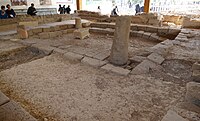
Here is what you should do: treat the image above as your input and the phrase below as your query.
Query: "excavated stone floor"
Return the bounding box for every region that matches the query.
[0,27,199,121]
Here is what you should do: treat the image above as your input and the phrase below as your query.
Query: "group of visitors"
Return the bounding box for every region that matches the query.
[58,5,71,14]
[0,4,16,19]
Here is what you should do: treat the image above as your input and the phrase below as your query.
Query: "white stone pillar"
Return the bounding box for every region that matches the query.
[110,16,131,66]
[75,17,82,29]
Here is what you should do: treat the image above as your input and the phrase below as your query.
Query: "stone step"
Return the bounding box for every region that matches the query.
[0,100,37,121]
[161,110,188,121]
[0,91,9,106]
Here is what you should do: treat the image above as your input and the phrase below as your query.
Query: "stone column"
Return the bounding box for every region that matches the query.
[110,16,131,66]
[17,25,28,39]
[75,17,82,29]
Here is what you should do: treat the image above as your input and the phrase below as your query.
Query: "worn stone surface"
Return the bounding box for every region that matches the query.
[81,57,107,68]
[185,82,200,107]
[74,28,90,40]
[93,50,110,60]
[101,64,130,76]
[137,31,144,37]
[129,55,147,63]
[131,60,157,75]
[38,32,49,39]
[192,62,200,71]
[143,32,152,39]
[0,91,9,106]
[161,110,188,121]
[32,28,43,34]
[110,16,131,66]
[75,17,82,29]
[64,52,84,62]
[147,53,165,64]
[0,101,37,121]
[19,21,38,27]
[17,25,28,39]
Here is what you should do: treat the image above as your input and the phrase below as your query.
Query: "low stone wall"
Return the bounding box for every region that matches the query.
[0,14,72,32]
[163,15,184,25]
[182,17,200,29]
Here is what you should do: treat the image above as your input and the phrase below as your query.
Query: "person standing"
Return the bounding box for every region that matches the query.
[65,5,71,14]
[111,6,118,16]
[27,3,37,16]
[0,5,8,19]
[6,4,16,18]
[58,4,64,14]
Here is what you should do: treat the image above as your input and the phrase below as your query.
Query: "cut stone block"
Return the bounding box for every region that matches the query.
[27,29,33,36]
[149,33,159,41]
[81,57,107,68]
[192,62,200,71]
[75,17,82,29]
[158,27,169,36]
[64,52,84,62]
[42,27,52,32]
[74,28,90,40]
[161,110,188,121]
[137,31,144,37]
[17,25,28,39]
[101,64,130,76]
[59,25,68,30]
[82,22,91,28]
[186,82,200,107]
[0,101,37,121]
[49,32,58,38]
[38,32,49,39]
[19,21,38,27]
[130,25,138,31]
[67,24,75,29]
[146,26,158,33]
[32,44,54,55]
[142,32,152,39]
[93,50,110,60]
[130,31,138,37]
[131,60,157,75]
[32,28,43,34]
[147,53,165,64]
[137,25,147,31]
[129,55,147,63]
[0,91,9,106]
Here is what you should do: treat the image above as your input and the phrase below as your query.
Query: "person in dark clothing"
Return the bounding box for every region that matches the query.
[135,4,140,14]
[27,3,37,16]
[6,4,16,18]
[65,5,71,14]
[63,5,66,14]
[58,4,64,14]
[0,5,8,19]
[111,6,118,16]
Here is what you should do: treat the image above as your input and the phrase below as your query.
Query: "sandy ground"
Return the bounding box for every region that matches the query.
[0,54,185,121]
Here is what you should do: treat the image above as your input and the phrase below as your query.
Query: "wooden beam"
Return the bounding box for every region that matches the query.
[76,0,82,10]
[144,0,150,13]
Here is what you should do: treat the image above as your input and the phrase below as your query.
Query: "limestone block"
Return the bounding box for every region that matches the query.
[137,25,147,31]
[82,22,91,28]
[131,60,157,75]
[146,26,158,33]
[38,32,50,39]
[158,37,167,42]
[158,27,169,36]
[0,91,9,106]
[192,62,200,71]
[130,25,138,31]
[161,110,188,121]
[42,27,52,32]
[19,21,38,27]
[32,28,43,34]
[192,70,200,82]
[74,28,90,40]
[101,64,130,76]
[110,16,131,66]
[67,24,75,29]
[17,25,28,39]
[143,32,152,39]
[27,29,33,36]
[130,31,138,37]
[93,50,110,60]
[149,33,159,41]
[185,82,200,107]
[129,55,147,63]
[49,32,58,38]
[59,25,68,30]
[147,53,165,64]
[137,31,144,37]
[66,29,76,33]
[75,17,82,29]
[0,100,37,121]
[55,31,63,37]
[64,52,84,62]
[81,57,107,68]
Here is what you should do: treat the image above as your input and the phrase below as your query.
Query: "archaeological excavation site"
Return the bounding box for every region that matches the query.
[0,0,200,121]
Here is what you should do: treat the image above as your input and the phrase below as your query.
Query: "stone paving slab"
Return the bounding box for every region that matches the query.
[0,91,9,106]
[64,52,84,62]
[81,57,107,68]
[147,53,165,64]
[161,110,188,121]
[0,100,37,121]
[131,60,157,75]
[93,50,110,61]
[101,64,130,76]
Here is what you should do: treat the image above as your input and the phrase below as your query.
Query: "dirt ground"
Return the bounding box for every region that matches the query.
[0,33,197,121]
